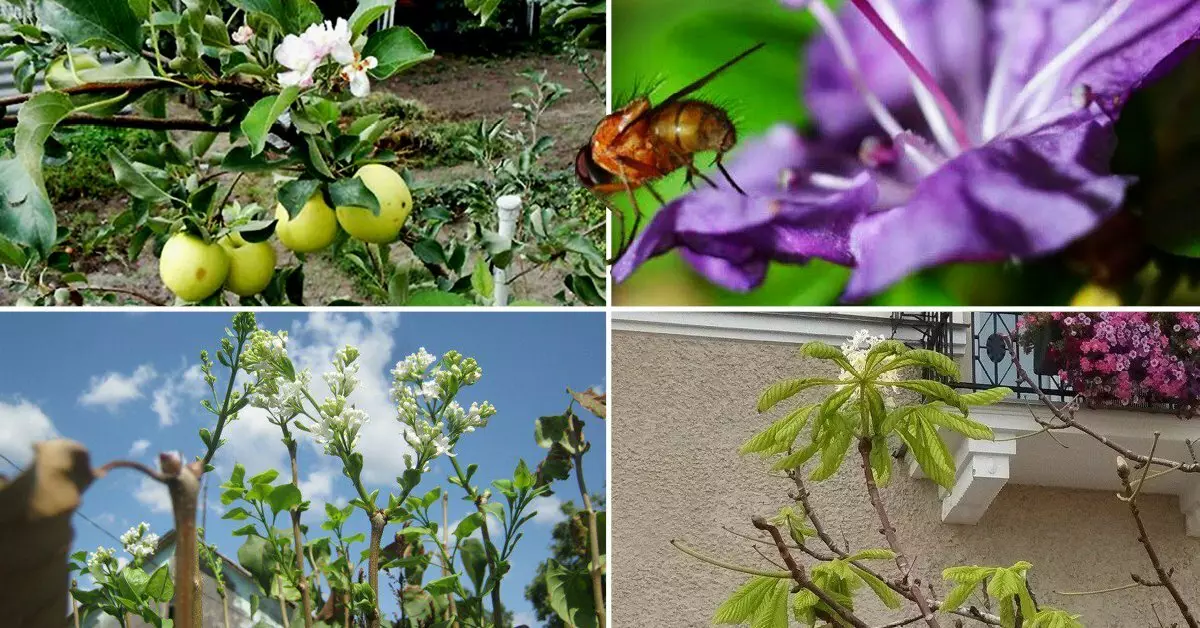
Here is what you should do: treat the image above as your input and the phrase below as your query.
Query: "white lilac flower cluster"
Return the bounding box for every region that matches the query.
[840,329,901,406]
[389,348,494,470]
[311,346,368,456]
[273,18,378,97]
[119,522,159,563]
[244,329,312,422]
[85,545,117,572]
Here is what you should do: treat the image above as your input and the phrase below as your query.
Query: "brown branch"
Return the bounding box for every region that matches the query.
[0,78,264,109]
[1003,337,1199,473]
[573,449,607,627]
[858,438,942,628]
[0,113,229,132]
[367,510,386,628]
[1117,457,1199,628]
[751,516,869,628]
[286,438,314,628]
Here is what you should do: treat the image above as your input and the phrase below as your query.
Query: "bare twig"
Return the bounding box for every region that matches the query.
[1116,456,1198,628]
[367,510,386,628]
[858,438,942,628]
[1003,337,1199,474]
[284,437,314,628]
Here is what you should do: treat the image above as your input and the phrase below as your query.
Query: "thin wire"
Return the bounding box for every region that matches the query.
[0,451,124,545]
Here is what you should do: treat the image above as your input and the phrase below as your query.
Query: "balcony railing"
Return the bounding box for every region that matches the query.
[892,312,1182,413]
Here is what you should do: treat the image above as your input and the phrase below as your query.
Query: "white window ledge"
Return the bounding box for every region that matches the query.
[907,401,1200,537]
[612,311,969,354]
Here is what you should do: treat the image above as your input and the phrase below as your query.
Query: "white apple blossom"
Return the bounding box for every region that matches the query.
[274,33,321,87]
[341,56,378,98]
[232,24,254,45]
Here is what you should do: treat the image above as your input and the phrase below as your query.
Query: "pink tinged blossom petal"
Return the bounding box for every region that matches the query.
[275,34,318,71]
[843,110,1132,301]
[233,25,254,45]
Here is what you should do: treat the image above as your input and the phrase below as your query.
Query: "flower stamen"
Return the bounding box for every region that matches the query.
[998,0,1136,131]
[846,0,972,151]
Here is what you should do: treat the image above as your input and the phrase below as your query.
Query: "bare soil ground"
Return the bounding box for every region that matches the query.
[2,50,604,306]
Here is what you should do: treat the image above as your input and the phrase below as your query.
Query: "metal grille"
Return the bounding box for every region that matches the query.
[967,312,1073,402]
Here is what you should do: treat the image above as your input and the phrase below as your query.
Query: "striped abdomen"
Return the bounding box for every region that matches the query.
[648,100,736,157]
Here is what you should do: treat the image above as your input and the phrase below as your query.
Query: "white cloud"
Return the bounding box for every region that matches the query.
[79,364,157,411]
[96,513,117,525]
[286,312,413,484]
[529,494,567,525]
[129,439,151,457]
[151,364,207,427]
[512,611,536,627]
[299,468,336,512]
[216,413,288,477]
[134,475,172,514]
[0,399,58,468]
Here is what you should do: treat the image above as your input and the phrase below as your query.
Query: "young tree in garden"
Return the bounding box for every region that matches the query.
[0,0,433,305]
[675,330,1199,627]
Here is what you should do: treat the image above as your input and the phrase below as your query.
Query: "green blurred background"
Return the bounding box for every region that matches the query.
[608,0,1200,306]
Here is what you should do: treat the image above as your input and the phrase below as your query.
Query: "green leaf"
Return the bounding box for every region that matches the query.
[915,406,994,441]
[267,483,302,514]
[121,566,150,598]
[0,159,55,255]
[868,435,893,486]
[892,349,961,379]
[1027,608,1085,628]
[899,415,956,489]
[770,438,822,471]
[328,177,380,216]
[750,579,790,628]
[406,290,472,306]
[756,378,834,413]
[222,506,251,521]
[809,428,852,482]
[243,87,300,156]
[513,459,535,490]
[740,404,814,456]
[145,563,174,602]
[0,91,74,254]
[37,0,144,54]
[249,468,280,486]
[453,513,482,539]
[277,179,322,218]
[459,538,487,593]
[470,256,494,300]
[422,574,460,596]
[939,581,978,614]
[545,560,598,628]
[792,589,819,624]
[712,575,779,624]
[108,150,173,204]
[960,387,1012,406]
[799,341,843,361]
[348,0,394,35]
[229,0,321,34]
[362,27,434,79]
[891,379,966,412]
[845,548,896,561]
[848,564,902,609]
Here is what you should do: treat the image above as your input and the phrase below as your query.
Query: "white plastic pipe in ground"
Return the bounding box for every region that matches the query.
[493,195,522,306]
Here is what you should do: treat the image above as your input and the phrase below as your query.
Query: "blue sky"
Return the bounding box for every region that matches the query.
[0,311,607,626]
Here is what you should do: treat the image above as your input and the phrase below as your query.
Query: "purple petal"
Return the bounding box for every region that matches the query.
[1065,1,1200,107]
[610,202,680,284]
[843,110,1132,301]
[679,250,768,292]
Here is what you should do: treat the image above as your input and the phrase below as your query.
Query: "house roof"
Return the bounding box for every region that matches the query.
[153,529,256,581]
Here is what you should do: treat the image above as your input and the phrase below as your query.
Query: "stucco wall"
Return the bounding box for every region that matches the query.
[611,331,1200,627]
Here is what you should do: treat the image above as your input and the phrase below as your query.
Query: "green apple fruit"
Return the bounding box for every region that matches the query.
[158,233,230,302]
[45,53,102,90]
[335,164,413,244]
[220,235,276,296]
[275,193,339,253]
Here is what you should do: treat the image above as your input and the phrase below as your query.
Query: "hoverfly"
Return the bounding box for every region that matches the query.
[575,43,766,261]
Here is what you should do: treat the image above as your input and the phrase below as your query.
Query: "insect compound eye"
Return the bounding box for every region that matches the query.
[574,144,612,188]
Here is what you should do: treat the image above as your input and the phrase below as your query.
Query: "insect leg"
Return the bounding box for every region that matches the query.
[715,155,746,195]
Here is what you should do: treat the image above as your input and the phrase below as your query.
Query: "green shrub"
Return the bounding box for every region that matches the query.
[340,92,428,121]
[48,127,157,202]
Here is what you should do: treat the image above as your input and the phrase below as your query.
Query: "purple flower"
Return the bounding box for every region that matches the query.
[611,0,1200,300]
[610,125,875,291]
